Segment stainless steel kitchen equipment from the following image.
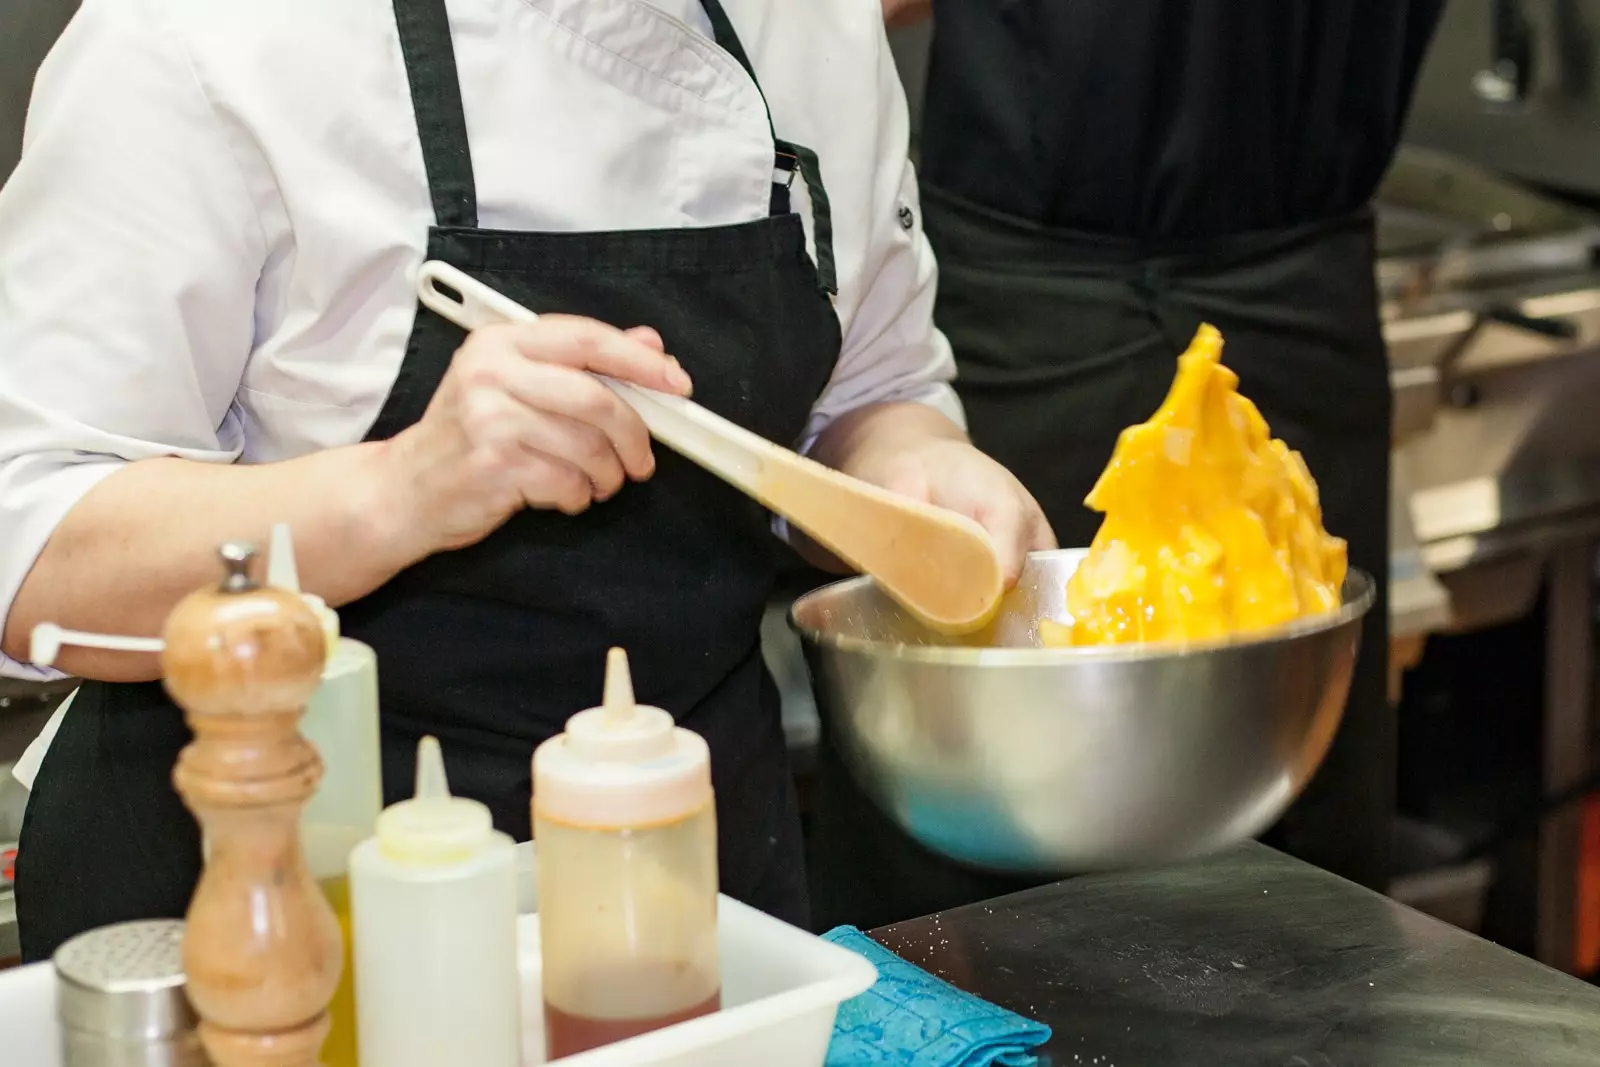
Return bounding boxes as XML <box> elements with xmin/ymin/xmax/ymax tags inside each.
<box><xmin>1374</xmin><ymin>145</ymin><xmax>1600</xmax><ymax>970</ymax></box>
<box><xmin>1407</xmin><ymin>0</ymin><xmax>1600</xmax><ymax>199</ymax></box>
<box><xmin>52</xmin><ymin>919</ymin><xmax>206</xmax><ymax>1067</ymax></box>
<box><xmin>1326</xmin><ymin>17</ymin><xmax>1600</xmax><ymax>905</ymax></box>
<box><xmin>790</xmin><ymin>548</ymin><xmax>1374</xmax><ymax>873</ymax></box>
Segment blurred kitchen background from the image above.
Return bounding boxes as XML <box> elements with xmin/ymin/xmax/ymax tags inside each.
<box><xmin>9</xmin><ymin>0</ymin><xmax>1600</xmax><ymax>979</ymax></box>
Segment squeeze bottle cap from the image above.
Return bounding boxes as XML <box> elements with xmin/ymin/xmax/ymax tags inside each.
<box><xmin>564</xmin><ymin>647</ymin><xmax>677</xmax><ymax>764</ymax></box>
<box><xmin>377</xmin><ymin>736</ymin><xmax>496</xmax><ymax>866</ymax></box>
<box><xmin>533</xmin><ymin>649</ymin><xmax>712</xmax><ymax>830</ymax></box>
<box><xmin>268</xmin><ymin>522</ymin><xmax>340</xmax><ymax>657</ymax></box>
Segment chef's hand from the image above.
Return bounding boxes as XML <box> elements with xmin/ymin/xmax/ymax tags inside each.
<box><xmin>809</xmin><ymin>403</ymin><xmax>1056</xmax><ymax>587</ymax></box>
<box><xmin>860</xmin><ymin>439</ymin><xmax>1057</xmax><ymax>588</ymax></box>
<box><xmin>381</xmin><ymin>319</ymin><xmax>692</xmax><ymax>553</ymax></box>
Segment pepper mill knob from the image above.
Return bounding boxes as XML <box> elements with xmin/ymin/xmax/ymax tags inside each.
<box><xmin>165</xmin><ymin>541</ymin><xmax>340</xmax><ymax>1067</ymax></box>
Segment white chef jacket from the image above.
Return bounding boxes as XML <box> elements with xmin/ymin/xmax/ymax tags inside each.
<box><xmin>0</xmin><ymin>0</ymin><xmax>961</xmax><ymax>684</ymax></box>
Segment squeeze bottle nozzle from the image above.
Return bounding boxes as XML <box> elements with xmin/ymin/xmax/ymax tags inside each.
<box><xmin>416</xmin><ymin>735</ymin><xmax>449</xmax><ymax>800</ymax></box>
<box><xmin>377</xmin><ymin>737</ymin><xmax>496</xmax><ymax>867</ymax></box>
<box><xmin>269</xmin><ymin>522</ymin><xmax>340</xmax><ymax>658</ymax></box>
<box><xmin>603</xmin><ymin>646</ymin><xmax>635</xmax><ymax>728</ymax></box>
<box><xmin>565</xmin><ymin>648</ymin><xmax>676</xmax><ymax>765</ymax></box>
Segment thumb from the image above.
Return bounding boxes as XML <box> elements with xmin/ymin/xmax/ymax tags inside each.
<box><xmin>1030</xmin><ymin>515</ymin><xmax>1060</xmax><ymax>552</ymax></box>
<box><xmin>972</xmin><ymin>500</ymin><xmax>1028</xmax><ymax>589</ymax></box>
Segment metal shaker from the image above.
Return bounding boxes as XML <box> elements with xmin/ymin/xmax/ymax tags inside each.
<box><xmin>52</xmin><ymin>919</ymin><xmax>208</xmax><ymax>1066</ymax></box>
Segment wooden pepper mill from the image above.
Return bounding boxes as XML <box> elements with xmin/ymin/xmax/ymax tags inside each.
<box><xmin>164</xmin><ymin>542</ymin><xmax>342</xmax><ymax>1067</ymax></box>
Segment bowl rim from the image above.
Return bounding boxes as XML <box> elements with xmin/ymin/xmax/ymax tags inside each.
<box><xmin>788</xmin><ymin>547</ymin><xmax>1377</xmax><ymax>666</ymax></box>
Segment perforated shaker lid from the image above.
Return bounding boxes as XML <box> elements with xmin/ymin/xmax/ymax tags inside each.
<box><xmin>53</xmin><ymin>920</ymin><xmax>198</xmax><ymax>1041</ymax></box>
<box><xmin>533</xmin><ymin>648</ymin><xmax>711</xmax><ymax>830</ymax></box>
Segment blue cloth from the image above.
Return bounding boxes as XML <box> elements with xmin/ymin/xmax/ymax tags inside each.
<box><xmin>822</xmin><ymin>926</ymin><xmax>1051</xmax><ymax>1067</ymax></box>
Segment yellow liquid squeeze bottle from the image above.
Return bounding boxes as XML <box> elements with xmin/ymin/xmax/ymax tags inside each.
<box><xmin>349</xmin><ymin>737</ymin><xmax>520</xmax><ymax>1067</ymax></box>
<box><xmin>533</xmin><ymin>648</ymin><xmax>721</xmax><ymax>1060</ymax></box>
<box><xmin>268</xmin><ymin>523</ymin><xmax>381</xmax><ymax>1067</ymax></box>
<box><xmin>1044</xmin><ymin>324</ymin><xmax>1348</xmax><ymax>647</ymax></box>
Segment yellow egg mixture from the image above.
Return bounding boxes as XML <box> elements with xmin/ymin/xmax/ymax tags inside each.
<box><xmin>1041</xmin><ymin>324</ymin><xmax>1347</xmax><ymax>648</ymax></box>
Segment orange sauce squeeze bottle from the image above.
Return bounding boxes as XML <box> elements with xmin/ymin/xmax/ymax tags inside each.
<box><xmin>533</xmin><ymin>648</ymin><xmax>721</xmax><ymax>1059</ymax></box>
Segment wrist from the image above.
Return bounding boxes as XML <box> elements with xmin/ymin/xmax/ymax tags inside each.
<box><xmin>810</xmin><ymin>401</ymin><xmax>968</xmax><ymax>480</ymax></box>
<box><xmin>346</xmin><ymin>436</ymin><xmax>437</xmax><ymax>575</ymax></box>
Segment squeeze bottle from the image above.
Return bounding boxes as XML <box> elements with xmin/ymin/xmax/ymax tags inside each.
<box><xmin>533</xmin><ymin>648</ymin><xmax>721</xmax><ymax>1060</ymax></box>
<box><xmin>268</xmin><ymin>523</ymin><xmax>381</xmax><ymax>1067</ymax></box>
<box><xmin>349</xmin><ymin>736</ymin><xmax>520</xmax><ymax>1067</ymax></box>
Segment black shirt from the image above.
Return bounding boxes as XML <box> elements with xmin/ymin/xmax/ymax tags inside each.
<box><xmin>918</xmin><ymin>0</ymin><xmax>1445</xmax><ymax>240</ymax></box>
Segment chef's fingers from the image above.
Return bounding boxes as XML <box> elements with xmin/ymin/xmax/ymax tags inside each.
<box><xmin>497</xmin><ymin>318</ymin><xmax>693</xmax><ymax>396</ymax></box>
<box><xmin>462</xmin><ymin>376</ymin><xmax>630</xmax><ymax>498</ymax></box>
<box><xmin>1028</xmin><ymin>511</ymin><xmax>1059</xmax><ymax>553</ymax></box>
<box><xmin>514</xmin><ymin>411</ymin><xmax>628</xmax><ymax>501</ymax></box>
<box><xmin>977</xmin><ymin>480</ymin><xmax>1053</xmax><ymax>584</ymax></box>
<box><xmin>491</xmin><ymin>361</ymin><xmax>656</xmax><ymax>482</ymax></box>
<box><xmin>624</xmin><ymin>325</ymin><xmax>666</xmax><ymax>351</ymax></box>
<box><xmin>507</xmin><ymin>448</ymin><xmax>596</xmax><ymax>516</ymax></box>
<box><xmin>971</xmin><ymin>496</ymin><xmax>1030</xmax><ymax>589</ymax></box>
<box><xmin>457</xmin><ymin>394</ymin><xmax>599</xmax><ymax>515</ymax></box>
<box><xmin>455</xmin><ymin>349</ymin><xmax>656</xmax><ymax>482</ymax></box>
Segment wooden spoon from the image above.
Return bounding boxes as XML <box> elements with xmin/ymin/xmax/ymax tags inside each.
<box><xmin>415</xmin><ymin>261</ymin><xmax>1004</xmax><ymax>634</ymax></box>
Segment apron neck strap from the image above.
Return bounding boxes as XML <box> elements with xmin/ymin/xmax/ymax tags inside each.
<box><xmin>698</xmin><ymin>0</ymin><xmax>789</xmax><ymax>211</ymax></box>
<box><xmin>390</xmin><ymin>0</ymin><xmax>836</xmax><ymax>293</ymax></box>
<box><xmin>699</xmin><ymin>0</ymin><xmax>836</xmax><ymax>293</ymax></box>
<box><xmin>393</xmin><ymin>0</ymin><xmax>479</xmax><ymax>230</ymax></box>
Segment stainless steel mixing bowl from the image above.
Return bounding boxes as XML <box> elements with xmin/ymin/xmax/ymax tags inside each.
<box><xmin>790</xmin><ymin>548</ymin><xmax>1376</xmax><ymax>873</ymax></box>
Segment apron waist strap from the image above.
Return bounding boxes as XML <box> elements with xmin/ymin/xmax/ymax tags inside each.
<box><xmin>919</xmin><ymin>182</ymin><xmax>1374</xmax><ymax>281</ymax></box>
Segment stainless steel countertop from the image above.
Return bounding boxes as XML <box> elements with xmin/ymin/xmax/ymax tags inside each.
<box><xmin>872</xmin><ymin>842</ymin><xmax>1600</xmax><ymax>1067</ymax></box>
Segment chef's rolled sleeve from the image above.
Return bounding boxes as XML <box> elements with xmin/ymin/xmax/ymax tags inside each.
<box><xmin>0</xmin><ymin>0</ymin><xmax>259</xmax><ymax>677</ymax></box>
<box><xmin>795</xmin><ymin>25</ymin><xmax>963</xmax><ymax>454</ymax></box>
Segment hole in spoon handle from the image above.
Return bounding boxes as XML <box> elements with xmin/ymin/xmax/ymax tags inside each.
<box><xmin>416</xmin><ymin>261</ymin><xmax>538</xmax><ymax>330</ymax></box>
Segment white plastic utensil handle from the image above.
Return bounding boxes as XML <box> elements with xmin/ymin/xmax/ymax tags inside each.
<box><xmin>416</xmin><ymin>260</ymin><xmax>776</xmax><ymax>488</ymax></box>
<box><xmin>417</xmin><ymin>261</ymin><xmax>537</xmax><ymax>331</ymax></box>
<box><xmin>30</xmin><ymin>622</ymin><xmax>164</xmax><ymax>668</ymax></box>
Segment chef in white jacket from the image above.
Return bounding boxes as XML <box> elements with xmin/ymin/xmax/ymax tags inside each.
<box><xmin>0</xmin><ymin>0</ymin><xmax>1053</xmax><ymax>961</ymax></box>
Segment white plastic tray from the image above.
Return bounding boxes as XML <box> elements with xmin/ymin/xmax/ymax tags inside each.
<box><xmin>523</xmin><ymin>899</ymin><xmax>876</xmax><ymax>1066</ymax></box>
<box><xmin>0</xmin><ymin>877</ymin><xmax>876</xmax><ymax>1067</ymax></box>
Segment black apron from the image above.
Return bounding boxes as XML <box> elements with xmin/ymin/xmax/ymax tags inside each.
<box><xmin>16</xmin><ymin>0</ymin><xmax>841</xmax><ymax>962</ymax></box>
<box><xmin>810</xmin><ymin>186</ymin><xmax>1393</xmax><ymax>930</ymax></box>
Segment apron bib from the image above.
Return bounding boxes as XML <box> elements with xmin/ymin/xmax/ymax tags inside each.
<box><xmin>811</xmin><ymin>184</ymin><xmax>1392</xmax><ymax>929</ymax></box>
<box><xmin>16</xmin><ymin>0</ymin><xmax>840</xmax><ymax>961</ymax></box>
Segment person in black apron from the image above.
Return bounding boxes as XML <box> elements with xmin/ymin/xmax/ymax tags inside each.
<box><xmin>16</xmin><ymin>0</ymin><xmax>886</xmax><ymax>961</ymax></box>
<box><xmin>812</xmin><ymin>0</ymin><xmax>1445</xmax><ymax>929</ymax></box>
